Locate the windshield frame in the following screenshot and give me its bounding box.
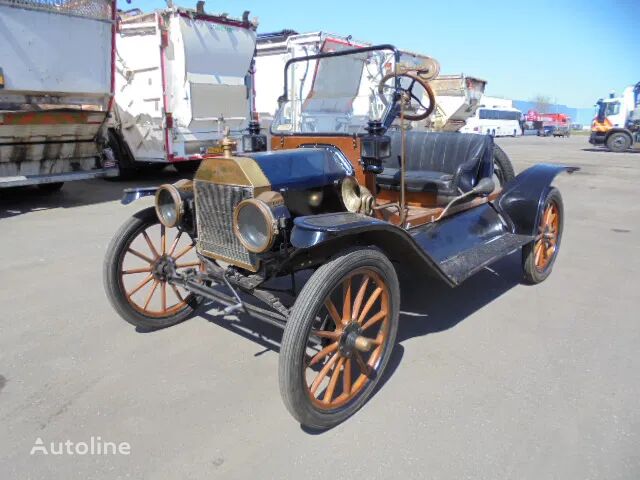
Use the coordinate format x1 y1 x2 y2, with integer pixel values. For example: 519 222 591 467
272 44 402 137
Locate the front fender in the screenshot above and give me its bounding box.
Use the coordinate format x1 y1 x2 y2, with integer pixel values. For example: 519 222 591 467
496 163 578 236
121 187 158 205
289 213 454 285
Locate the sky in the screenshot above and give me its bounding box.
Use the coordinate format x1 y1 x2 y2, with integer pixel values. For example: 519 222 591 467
132 0 640 107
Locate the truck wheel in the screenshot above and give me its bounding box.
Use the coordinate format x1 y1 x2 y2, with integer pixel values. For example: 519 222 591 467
522 188 563 284
279 248 400 429
493 144 516 186
606 132 631 152
108 130 137 180
103 207 203 330
36 182 64 193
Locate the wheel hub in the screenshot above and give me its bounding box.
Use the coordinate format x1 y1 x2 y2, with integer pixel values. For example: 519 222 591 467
338 322 375 357
152 255 176 282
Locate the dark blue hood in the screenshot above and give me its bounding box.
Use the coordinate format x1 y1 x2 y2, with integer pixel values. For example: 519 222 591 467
244 148 354 191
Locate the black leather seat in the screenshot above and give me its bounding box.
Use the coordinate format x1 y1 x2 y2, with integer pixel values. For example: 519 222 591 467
377 130 495 202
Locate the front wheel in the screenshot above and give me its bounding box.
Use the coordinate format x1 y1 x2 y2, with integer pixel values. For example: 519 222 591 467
522 187 564 284
279 248 400 429
103 207 203 330
606 132 631 152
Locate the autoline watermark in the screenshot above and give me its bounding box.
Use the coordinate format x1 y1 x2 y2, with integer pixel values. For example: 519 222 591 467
30 437 131 456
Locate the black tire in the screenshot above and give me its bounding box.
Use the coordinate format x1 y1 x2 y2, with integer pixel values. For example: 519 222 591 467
103 207 202 330
522 187 563 284
36 182 64 193
108 130 137 180
493 144 516 186
279 248 400 429
606 132 632 152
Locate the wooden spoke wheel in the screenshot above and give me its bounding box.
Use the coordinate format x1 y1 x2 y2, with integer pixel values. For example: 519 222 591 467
104 207 203 329
522 187 564 284
279 249 399 429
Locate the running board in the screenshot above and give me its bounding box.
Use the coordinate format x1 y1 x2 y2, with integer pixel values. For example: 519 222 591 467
437 233 531 285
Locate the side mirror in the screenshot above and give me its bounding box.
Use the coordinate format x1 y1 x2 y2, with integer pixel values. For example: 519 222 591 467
473 177 495 196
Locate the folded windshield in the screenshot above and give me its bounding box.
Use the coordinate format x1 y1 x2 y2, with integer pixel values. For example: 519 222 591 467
272 43 436 136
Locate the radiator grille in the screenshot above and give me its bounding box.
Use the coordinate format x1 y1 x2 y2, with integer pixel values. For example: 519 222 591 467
194 181 258 270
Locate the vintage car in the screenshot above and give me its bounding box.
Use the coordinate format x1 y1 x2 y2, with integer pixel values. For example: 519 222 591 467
104 45 576 429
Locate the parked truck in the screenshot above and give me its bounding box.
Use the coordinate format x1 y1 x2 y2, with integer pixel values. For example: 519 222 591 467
108 6 258 175
590 82 640 152
0 0 118 191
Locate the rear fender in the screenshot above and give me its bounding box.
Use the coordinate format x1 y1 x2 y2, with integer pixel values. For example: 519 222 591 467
496 163 578 236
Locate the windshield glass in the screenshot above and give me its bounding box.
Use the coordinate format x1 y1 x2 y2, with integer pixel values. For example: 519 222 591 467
605 101 621 116
271 44 402 135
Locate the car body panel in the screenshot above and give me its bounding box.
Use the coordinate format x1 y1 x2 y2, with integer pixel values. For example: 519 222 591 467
290 163 578 285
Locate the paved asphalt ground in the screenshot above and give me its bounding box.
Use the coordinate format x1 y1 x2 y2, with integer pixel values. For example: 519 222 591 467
1 136 639 479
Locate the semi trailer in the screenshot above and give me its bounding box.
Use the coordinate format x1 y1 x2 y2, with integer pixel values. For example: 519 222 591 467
0 0 119 191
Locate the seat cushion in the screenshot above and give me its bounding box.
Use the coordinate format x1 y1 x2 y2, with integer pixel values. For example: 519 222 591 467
377 130 494 197
376 168 454 194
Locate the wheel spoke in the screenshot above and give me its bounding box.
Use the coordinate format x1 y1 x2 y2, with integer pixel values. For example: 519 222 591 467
168 231 183 257
543 206 553 225
308 342 339 367
310 353 339 395
142 231 160 259
127 248 154 264
173 243 194 260
176 261 201 269
357 287 383 324
170 284 186 304
352 275 370 321
160 225 166 255
324 298 343 327
342 278 352 323
143 281 159 310
122 266 152 275
342 358 352 395
311 329 340 340
361 309 387 331
161 282 167 312
323 357 345 404
127 274 154 298
547 211 556 225
546 245 555 259
354 351 373 378
534 241 543 266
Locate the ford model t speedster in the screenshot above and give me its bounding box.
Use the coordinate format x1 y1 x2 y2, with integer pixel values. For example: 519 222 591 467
104 45 576 429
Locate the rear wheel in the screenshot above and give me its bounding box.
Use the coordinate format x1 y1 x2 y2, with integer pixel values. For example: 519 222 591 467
493 144 516 186
279 248 400 429
522 188 563 284
606 132 631 152
103 207 203 329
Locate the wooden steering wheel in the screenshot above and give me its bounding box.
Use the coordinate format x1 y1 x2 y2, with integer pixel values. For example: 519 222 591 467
377 70 436 121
